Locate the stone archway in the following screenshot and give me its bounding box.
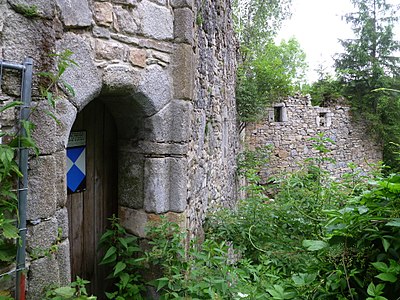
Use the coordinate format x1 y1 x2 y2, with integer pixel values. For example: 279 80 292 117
54 33 191 296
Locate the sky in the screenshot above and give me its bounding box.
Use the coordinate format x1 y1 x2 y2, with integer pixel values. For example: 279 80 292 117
276 0 400 83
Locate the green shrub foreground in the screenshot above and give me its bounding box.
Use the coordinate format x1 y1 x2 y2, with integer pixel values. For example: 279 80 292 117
45 137 400 300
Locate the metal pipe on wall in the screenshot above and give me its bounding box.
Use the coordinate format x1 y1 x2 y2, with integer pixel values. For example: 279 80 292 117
15 57 33 300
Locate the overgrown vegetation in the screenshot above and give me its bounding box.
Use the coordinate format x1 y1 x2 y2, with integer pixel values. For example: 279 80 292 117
207 136 400 299
98 216 145 299
84 135 400 299
0 101 37 295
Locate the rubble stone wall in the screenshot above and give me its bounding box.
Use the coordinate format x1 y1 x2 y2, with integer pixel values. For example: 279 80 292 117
246 95 383 179
0 0 238 298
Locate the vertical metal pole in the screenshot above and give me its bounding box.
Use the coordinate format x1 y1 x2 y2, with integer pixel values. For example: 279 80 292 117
16 57 33 300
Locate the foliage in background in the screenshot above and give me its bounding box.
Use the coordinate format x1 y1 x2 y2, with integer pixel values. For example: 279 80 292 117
333 0 400 171
206 135 400 299
302 72 344 106
236 38 307 121
335 0 400 108
304 0 400 171
232 0 292 54
233 0 308 122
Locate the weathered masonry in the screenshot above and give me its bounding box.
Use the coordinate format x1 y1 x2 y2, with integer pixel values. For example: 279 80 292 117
246 95 382 179
0 0 238 298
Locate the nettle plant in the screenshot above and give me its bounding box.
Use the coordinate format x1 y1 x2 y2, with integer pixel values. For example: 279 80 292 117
98 215 146 300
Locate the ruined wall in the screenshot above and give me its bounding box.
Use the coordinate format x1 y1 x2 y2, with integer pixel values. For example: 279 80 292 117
246 95 382 179
187 0 238 236
0 0 238 298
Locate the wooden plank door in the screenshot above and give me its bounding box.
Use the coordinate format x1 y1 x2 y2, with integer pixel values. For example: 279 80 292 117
67 100 118 298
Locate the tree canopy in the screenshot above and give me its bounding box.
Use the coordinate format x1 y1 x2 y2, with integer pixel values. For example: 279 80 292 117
237 38 307 121
335 0 400 113
313 0 400 171
233 0 292 53
233 0 307 122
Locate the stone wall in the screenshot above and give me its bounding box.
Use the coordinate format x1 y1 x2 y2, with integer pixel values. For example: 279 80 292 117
0 0 238 298
246 95 382 179
187 0 238 237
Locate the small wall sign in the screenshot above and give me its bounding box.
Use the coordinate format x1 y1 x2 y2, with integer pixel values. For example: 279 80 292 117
67 131 86 194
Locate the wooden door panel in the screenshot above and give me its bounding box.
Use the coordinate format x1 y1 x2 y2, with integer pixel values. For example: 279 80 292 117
67 100 117 298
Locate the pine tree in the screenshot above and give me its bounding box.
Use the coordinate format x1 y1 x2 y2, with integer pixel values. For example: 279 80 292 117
335 0 400 171
335 0 400 112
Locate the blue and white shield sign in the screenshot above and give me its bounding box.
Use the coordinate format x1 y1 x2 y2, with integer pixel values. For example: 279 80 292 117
67 131 86 194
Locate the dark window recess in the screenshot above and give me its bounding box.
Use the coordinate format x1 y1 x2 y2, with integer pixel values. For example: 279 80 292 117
319 112 327 127
274 107 283 122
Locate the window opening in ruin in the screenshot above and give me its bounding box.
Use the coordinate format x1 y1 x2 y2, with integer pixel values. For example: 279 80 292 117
319 112 327 127
274 107 283 122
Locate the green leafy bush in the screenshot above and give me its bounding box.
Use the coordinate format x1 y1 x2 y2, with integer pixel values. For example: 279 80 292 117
207 135 400 299
98 215 146 300
43 277 96 300
145 218 248 300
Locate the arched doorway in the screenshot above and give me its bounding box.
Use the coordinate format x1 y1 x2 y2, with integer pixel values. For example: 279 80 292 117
66 99 118 297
